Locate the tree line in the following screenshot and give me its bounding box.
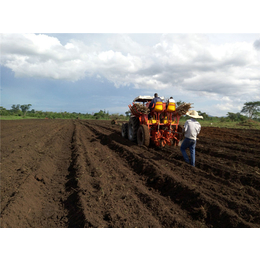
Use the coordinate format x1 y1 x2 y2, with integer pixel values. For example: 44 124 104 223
0 101 259 121
0 105 129 120
178 100 260 122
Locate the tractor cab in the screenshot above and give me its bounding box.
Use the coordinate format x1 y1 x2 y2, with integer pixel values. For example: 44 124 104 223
133 95 164 103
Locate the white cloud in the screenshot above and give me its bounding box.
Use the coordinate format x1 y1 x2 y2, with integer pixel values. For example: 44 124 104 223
1 33 260 111
254 39 260 50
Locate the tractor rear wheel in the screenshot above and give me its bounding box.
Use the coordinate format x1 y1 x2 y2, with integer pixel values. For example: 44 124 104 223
137 125 150 147
121 123 128 138
128 117 139 142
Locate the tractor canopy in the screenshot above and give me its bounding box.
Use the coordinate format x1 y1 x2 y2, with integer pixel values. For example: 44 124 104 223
133 96 165 103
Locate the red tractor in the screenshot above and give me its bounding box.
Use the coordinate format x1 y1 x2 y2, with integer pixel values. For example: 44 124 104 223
121 96 183 147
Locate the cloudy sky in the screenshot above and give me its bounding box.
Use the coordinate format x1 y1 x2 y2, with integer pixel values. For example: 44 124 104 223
1 33 260 116
1 2 260 117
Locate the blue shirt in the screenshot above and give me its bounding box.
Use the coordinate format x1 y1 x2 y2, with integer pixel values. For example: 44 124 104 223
149 97 162 109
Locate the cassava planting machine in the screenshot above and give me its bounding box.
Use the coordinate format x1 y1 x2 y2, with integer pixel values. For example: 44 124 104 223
122 96 186 147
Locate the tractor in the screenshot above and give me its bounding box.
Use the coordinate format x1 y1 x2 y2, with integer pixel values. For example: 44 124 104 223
121 96 183 147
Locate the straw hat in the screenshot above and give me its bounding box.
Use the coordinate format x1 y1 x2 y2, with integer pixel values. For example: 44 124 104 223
186 110 203 119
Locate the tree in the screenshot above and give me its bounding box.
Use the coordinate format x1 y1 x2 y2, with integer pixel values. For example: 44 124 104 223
125 110 131 117
254 111 260 121
94 110 107 119
197 111 209 120
227 112 238 121
176 100 185 106
11 104 21 114
241 101 260 119
20 104 32 117
0 106 8 116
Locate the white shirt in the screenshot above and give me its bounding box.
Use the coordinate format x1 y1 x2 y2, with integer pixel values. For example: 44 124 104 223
168 98 175 103
183 118 201 140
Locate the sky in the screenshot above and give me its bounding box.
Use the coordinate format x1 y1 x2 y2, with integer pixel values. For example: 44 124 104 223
1 2 260 117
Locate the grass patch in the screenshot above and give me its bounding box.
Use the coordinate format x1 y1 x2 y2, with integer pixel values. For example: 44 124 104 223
200 121 260 129
1 115 260 130
0 116 37 120
179 117 260 130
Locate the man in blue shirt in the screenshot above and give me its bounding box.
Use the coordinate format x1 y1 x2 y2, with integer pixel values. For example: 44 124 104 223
149 93 162 110
148 93 162 119
180 110 203 167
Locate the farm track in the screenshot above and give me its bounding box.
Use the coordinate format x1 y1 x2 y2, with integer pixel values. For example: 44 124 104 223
1 119 260 228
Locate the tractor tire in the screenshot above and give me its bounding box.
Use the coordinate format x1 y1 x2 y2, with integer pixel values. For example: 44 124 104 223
121 123 128 139
128 117 139 142
137 125 150 147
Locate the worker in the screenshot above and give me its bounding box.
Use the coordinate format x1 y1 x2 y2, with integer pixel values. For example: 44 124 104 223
149 93 162 110
180 110 203 167
148 93 162 119
166 96 176 108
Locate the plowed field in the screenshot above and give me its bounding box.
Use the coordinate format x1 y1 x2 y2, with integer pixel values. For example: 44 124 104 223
1 119 260 228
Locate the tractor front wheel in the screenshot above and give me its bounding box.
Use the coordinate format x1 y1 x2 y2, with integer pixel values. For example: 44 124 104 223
121 123 128 138
128 117 139 142
137 125 150 147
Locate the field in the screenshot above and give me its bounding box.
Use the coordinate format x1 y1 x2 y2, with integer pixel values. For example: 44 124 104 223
1 119 260 228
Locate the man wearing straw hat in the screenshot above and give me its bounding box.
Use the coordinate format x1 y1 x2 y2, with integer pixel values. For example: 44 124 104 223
180 110 203 167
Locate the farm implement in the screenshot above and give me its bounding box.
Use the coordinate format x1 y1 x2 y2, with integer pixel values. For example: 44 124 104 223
122 96 189 147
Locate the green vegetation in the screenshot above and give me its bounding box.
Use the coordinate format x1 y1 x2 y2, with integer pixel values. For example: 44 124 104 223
1 101 260 129
200 119 260 129
241 101 260 119
179 116 260 129
0 105 129 121
20 104 32 117
0 115 36 120
178 101 260 129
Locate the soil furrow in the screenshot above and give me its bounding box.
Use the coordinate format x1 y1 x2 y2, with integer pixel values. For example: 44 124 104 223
82 121 259 227
63 121 89 228
1 120 74 227
1 119 260 228
73 121 179 227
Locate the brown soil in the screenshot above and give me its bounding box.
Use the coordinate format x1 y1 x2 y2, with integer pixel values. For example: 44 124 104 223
1 119 260 228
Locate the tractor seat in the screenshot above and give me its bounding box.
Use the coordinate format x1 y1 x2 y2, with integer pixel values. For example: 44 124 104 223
166 102 176 112
153 102 163 112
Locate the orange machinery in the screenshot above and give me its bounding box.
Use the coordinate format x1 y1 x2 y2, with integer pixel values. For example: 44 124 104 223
121 96 182 147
